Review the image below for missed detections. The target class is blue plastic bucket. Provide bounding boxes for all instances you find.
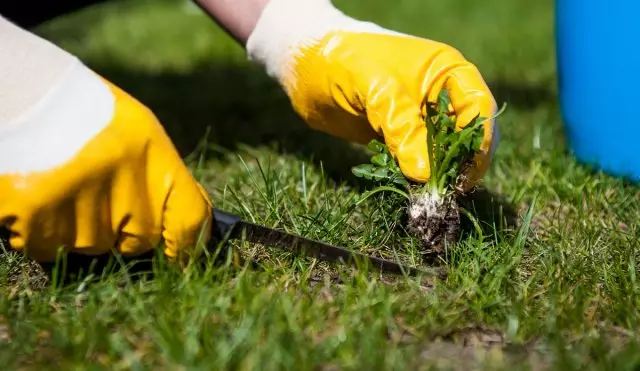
[555,0,640,182]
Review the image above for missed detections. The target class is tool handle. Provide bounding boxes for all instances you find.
[211,208,242,241]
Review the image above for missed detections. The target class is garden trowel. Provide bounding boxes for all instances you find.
[0,210,445,278]
[211,208,445,278]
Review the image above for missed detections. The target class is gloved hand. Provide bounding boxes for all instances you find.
[0,58,212,263]
[246,0,500,189]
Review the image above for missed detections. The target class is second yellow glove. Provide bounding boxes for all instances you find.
[247,0,499,189]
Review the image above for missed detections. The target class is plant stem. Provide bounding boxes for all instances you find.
[436,122,481,182]
[424,110,439,192]
[436,102,508,184]
[355,186,410,206]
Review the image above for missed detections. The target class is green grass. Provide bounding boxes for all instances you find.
[2,0,640,369]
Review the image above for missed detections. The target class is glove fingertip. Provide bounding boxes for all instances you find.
[395,138,432,183]
[162,180,213,264]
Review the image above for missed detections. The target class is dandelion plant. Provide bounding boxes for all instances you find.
[352,89,506,253]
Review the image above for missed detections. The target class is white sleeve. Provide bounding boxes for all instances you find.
[245,0,398,84]
[0,15,115,175]
[0,15,77,126]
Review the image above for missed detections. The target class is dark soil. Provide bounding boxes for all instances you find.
[407,193,460,255]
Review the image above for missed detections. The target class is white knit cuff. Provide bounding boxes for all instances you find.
[0,15,77,127]
[0,59,115,175]
[0,16,115,175]
[246,0,400,83]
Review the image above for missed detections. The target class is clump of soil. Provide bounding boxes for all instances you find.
[407,191,460,254]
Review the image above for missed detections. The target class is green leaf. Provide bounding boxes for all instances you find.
[469,115,483,125]
[371,153,391,166]
[353,87,505,200]
[447,163,460,178]
[436,129,468,182]
[389,161,402,173]
[438,160,462,192]
[351,164,375,179]
[424,107,438,190]
[440,115,455,133]
[393,177,409,187]
[434,131,448,166]
[437,90,451,113]
[472,134,484,152]
[372,167,390,180]
[457,131,474,152]
[367,140,386,153]
[445,144,461,165]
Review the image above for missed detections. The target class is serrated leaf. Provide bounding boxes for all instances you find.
[372,167,390,179]
[367,140,386,153]
[434,130,448,166]
[447,144,461,160]
[371,153,391,166]
[446,131,462,144]
[351,164,375,179]
[389,160,402,173]
[435,131,448,147]
[468,114,483,126]
[393,176,409,186]
[353,87,502,198]
[456,131,474,151]
[440,115,455,133]
[472,133,484,152]
[437,90,451,113]
[446,164,459,179]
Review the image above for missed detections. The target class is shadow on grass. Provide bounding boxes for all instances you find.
[92,62,372,186]
[488,81,557,111]
[4,0,556,188]
[37,250,159,285]
[91,61,556,182]
[2,243,246,289]
[458,187,520,238]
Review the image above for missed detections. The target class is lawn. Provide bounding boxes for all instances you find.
[1,0,640,369]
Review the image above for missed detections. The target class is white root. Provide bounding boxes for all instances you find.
[408,191,444,222]
[407,190,460,253]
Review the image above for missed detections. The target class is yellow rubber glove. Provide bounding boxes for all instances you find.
[246,0,500,189]
[0,59,212,263]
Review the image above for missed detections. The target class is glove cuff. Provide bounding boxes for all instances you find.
[0,16,80,127]
[0,52,115,175]
[246,0,395,85]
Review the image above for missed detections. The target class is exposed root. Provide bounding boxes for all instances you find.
[407,191,460,255]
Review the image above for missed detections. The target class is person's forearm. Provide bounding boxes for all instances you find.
[193,0,270,45]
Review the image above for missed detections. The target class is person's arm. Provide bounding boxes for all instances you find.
[193,0,270,45]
